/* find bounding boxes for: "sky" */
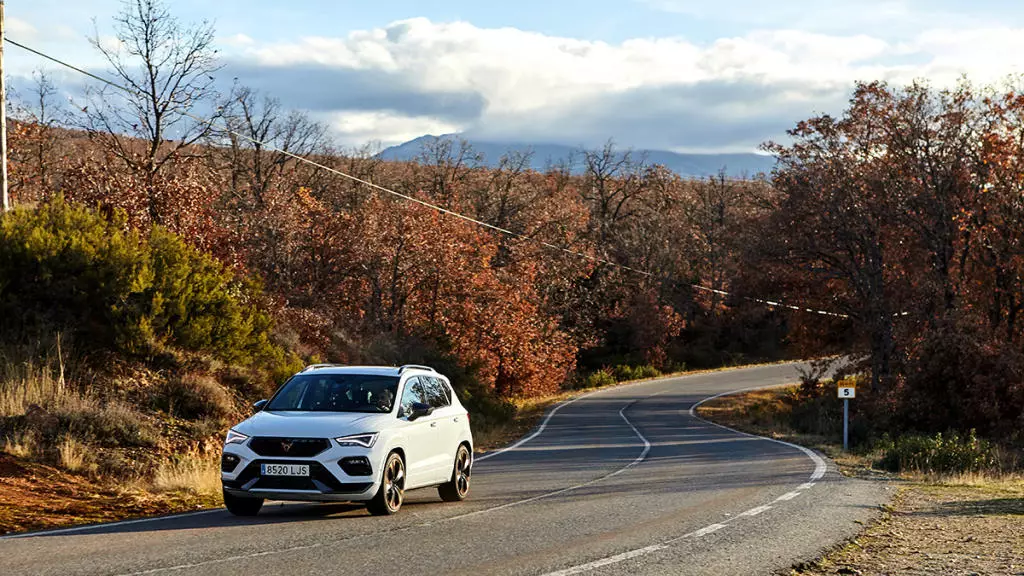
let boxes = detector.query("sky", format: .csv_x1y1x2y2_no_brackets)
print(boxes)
7,0,1024,153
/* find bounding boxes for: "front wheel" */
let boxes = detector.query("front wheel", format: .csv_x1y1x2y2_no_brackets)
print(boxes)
223,490,264,516
438,444,471,502
367,452,405,516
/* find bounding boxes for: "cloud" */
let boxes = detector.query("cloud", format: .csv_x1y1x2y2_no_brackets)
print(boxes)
222,62,487,121
637,0,1003,36
223,17,1024,150
6,17,39,40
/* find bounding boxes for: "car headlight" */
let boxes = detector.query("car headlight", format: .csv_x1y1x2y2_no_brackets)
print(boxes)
225,429,249,445
335,432,378,448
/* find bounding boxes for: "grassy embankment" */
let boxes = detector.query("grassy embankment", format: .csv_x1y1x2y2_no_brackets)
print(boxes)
697,384,1023,576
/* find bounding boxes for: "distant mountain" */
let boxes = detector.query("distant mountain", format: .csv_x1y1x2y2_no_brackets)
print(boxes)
378,135,776,178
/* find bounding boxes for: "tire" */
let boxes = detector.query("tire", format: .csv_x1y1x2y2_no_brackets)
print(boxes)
438,444,471,502
367,452,405,516
223,490,264,516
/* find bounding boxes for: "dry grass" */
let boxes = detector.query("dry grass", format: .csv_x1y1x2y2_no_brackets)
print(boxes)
150,451,221,497
0,360,70,417
56,436,95,474
2,430,39,458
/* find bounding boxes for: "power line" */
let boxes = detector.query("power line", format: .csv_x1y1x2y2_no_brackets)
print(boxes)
4,36,850,319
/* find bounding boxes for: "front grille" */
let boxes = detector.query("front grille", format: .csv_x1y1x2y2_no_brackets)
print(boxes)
249,437,330,457
222,459,372,494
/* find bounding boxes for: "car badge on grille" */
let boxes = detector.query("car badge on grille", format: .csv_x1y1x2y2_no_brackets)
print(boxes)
281,440,293,453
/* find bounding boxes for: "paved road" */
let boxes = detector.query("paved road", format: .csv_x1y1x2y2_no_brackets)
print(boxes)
0,362,890,576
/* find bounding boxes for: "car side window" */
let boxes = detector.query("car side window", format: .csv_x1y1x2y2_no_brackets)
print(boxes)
399,377,426,417
438,378,454,404
423,376,451,408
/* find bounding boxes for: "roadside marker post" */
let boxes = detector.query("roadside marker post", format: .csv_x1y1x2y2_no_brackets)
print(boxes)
838,385,855,451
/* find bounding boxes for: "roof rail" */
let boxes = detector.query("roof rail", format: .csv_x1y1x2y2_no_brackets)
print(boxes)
302,363,345,372
398,364,435,374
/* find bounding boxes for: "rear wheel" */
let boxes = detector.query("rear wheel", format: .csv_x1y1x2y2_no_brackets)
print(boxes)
367,452,405,515
223,490,264,516
438,444,471,502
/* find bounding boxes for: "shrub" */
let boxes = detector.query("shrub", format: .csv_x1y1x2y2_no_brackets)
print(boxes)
0,197,295,370
50,399,160,448
611,364,661,382
583,369,616,389
635,365,662,379
153,373,235,421
877,430,999,475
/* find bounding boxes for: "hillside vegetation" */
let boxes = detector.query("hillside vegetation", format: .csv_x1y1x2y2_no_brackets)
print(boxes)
2,0,1024,530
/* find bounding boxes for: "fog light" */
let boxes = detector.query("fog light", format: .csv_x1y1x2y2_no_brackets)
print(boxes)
221,453,241,472
339,456,372,476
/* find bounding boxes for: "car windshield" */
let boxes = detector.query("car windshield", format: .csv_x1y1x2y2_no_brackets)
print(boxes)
266,374,399,413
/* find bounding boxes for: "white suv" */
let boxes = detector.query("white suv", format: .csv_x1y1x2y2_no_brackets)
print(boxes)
220,364,473,516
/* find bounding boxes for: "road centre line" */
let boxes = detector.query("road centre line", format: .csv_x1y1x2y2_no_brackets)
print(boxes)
536,382,829,576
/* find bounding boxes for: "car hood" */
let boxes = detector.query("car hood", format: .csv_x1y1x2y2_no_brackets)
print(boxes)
233,411,392,439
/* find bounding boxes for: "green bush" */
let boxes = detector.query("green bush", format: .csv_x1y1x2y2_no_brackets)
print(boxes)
611,364,662,382
612,365,638,381
0,197,296,370
877,430,999,474
583,369,616,389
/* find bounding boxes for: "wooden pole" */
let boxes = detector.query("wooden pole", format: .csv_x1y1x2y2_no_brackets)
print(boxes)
0,0,8,212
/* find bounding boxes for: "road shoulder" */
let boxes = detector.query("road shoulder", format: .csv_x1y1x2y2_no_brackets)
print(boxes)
697,386,1024,576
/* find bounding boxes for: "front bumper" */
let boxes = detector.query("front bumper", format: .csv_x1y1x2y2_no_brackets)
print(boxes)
221,440,381,502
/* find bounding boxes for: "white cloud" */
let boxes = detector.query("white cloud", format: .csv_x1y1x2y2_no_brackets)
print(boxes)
6,17,39,40
231,18,1024,151
318,110,462,148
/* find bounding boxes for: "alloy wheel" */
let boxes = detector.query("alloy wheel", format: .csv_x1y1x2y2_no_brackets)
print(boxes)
455,446,471,496
384,455,405,511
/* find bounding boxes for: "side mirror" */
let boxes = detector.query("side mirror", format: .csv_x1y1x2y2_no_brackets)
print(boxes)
253,399,268,411
408,402,434,421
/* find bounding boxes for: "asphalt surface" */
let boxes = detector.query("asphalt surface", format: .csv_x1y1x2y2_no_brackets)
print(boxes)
0,362,891,576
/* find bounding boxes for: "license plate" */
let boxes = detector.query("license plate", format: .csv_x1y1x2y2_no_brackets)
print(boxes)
261,463,310,477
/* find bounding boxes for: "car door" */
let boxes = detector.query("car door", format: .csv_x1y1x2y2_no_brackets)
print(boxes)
421,376,461,481
396,376,440,489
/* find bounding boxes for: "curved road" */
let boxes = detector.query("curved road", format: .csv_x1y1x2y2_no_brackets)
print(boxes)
0,362,889,576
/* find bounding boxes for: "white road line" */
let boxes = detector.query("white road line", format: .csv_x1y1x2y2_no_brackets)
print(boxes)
688,386,829,482
543,544,670,576
535,380,833,576
437,400,653,523
0,510,224,541
688,523,727,538
738,505,772,517
475,390,598,462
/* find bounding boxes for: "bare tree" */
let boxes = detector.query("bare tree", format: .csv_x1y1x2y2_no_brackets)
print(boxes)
9,69,65,200
578,140,649,247
411,136,483,205
83,0,222,224
215,85,332,207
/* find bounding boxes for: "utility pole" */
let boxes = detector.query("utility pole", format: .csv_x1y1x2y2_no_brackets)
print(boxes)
0,0,8,212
